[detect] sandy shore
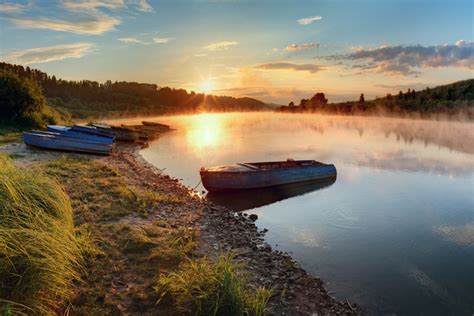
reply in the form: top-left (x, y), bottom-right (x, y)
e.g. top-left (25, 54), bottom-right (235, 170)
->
top-left (1, 136), bottom-right (359, 315)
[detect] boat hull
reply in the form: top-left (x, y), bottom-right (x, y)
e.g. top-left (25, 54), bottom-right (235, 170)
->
top-left (23, 132), bottom-right (113, 155)
top-left (71, 125), bottom-right (115, 139)
top-left (93, 124), bottom-right (140, 142)
top-left (47, 125), bottom-right (115, 144)
top-left (200, 163), bottom-right (337, 192)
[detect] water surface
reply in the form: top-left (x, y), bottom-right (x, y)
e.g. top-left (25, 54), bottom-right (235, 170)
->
top-left (121, 113), bottom-right (473, 314)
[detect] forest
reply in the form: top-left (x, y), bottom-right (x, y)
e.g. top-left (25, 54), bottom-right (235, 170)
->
top-left (1, 62), bottom-right (473, 121)
top-left (277, 79), bottom-right (474, 119)
top-left (0, 62), bottom-right (269, 119)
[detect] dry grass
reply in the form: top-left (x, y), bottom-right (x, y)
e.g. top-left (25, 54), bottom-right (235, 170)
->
top-left (0, 154), bottom-right (271, 315)
top-left (0, 154), bottom-right (84, 315)
top-left (0, 125), bottom-right (21, 144)
top-left (156, 253), bottom-right (272, 316)
top-left (43, 156), bottom-right (184, 224)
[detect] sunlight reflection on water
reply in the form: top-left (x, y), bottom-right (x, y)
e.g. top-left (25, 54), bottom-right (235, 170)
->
top-left (110, 113), bottom-right (474, 314)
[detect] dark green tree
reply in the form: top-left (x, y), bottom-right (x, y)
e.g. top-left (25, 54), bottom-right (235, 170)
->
top-left (0, 72), bottom-right (47, 124)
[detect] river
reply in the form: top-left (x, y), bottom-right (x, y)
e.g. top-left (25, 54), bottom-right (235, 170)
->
top-left (119, 113), bottom-right (474, 314)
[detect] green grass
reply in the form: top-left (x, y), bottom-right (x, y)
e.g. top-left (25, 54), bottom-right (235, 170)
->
top-left (0, 125), bottom-right (21, 144)
top-left (43, 156), bottom-right (184, 224)
top-left (39, 155), bottom-right (196, 314)
top-left (0, 154), bottom-right (270, 315)
top-left (0, 154), bottom-right (84, 315)
top-left (156, 253), bottom-right (272, 316)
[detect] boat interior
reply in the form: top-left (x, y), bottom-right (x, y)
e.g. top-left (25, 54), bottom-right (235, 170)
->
top-left (241, 159), bottom-right (322, 170)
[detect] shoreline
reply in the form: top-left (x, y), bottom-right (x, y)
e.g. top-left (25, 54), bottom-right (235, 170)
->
top-left (0, 131), bottom-right (358, 315)
top-left (126, 137), bottom-right (359, 315)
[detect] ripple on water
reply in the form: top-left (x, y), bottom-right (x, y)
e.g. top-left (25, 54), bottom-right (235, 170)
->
top-left (323, 208), bottom-right (361, 231)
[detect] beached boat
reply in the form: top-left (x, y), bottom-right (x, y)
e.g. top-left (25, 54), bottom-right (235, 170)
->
top-left (71, 125), bottom-right (115, 139)
top-left (23, 131), bottom-right (114, 155)
top-left (142, 121), bottom-right (170, 129)
top-left (200, 159), bottom-right (337, 192)
top-left (47, 125), bottom-right (115, 144)
top-left (92, 124), bottom-right (140, 142)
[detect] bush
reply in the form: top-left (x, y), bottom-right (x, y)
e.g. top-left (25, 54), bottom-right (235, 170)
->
top-left (0, 154), bottom-right (83, 315)
top-left (0, 72), bottom-right (69, 128)
top-left (156, 253), bottom-right (272, 316)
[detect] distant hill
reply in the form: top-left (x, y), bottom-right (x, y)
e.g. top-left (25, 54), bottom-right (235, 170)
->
top-left (0, 62), bottom-right (269, 119)
top-left (277, 79), bottom-right (474, 119)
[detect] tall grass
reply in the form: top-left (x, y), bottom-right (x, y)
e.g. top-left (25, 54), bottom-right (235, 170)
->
top-left (157, 253), bottom-right (272, 316)
top-left (0, 154), bottom-right (83, 315)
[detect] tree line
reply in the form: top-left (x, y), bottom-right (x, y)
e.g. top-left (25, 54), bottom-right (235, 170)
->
top-left (0, 62), bottom-right (269, 119)
top-left (277, 79), bottom-right (474, 119)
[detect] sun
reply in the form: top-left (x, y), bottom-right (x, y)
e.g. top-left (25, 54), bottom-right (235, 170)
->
top-left (200, 80), bottom-right (214, 94)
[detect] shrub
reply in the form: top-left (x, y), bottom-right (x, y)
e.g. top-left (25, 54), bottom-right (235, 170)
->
top-left (0, 154), bottom-right (83, 315)
top-left (156, 253), bottom-right (272, 316)
top-left (0, 72), bottom-right (69, 128)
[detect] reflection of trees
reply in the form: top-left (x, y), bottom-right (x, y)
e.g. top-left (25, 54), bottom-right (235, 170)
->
top-left (322, 117), bottom-right (473, 154)
top-left (354, 149), bottom-right (473, 176)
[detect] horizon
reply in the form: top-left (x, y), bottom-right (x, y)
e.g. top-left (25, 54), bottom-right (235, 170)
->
top-left (1, 0), bottom-right (473, 104)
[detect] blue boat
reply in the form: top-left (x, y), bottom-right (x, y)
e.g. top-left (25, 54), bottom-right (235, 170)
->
top-left (92, 124), bottom-right (141, 142)
top-left (23, 131), bottom-right (114, 155)
top-left (200, 159), bottom-right (337, 192)
top-left (47, 125), bottom-right (115, 144)
top-left (70, 125), bottom-right (116, 139)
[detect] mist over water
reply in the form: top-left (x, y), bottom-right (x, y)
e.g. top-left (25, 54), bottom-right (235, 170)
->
top-left (114, 113), bottom-right (473, 314)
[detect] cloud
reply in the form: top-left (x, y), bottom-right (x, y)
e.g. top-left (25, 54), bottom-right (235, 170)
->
top-left (344, 41), bottom-right (474, 76)
top-left (204, 41), bottom-right (238, 51)
top-left (128, 0), bottom-right (153, 12)
top-left (8, 11), bottom-right (120, 35)
top-left (0, 2), bottom-right (28, 13)
top-left (61, 0), bottom-right (125, 11)
top-left (254, 62), bottom-right (323, 73)
top-left (118, 37), bottom-right (146, 44)
top-left (5, 0), bottom-right (152, 36)
top-left (61, 0), bottom-right (153, 12)
top-left (2, 42), bottom-right (96, 65)
top-left (297, 15), bottom-right (322, 25)
top-left (153, 36), bottom-right (173, 44)
top-left (285, 43), bottom-right (320, 52)
top-left (117, 35), bottom-right (173, 45)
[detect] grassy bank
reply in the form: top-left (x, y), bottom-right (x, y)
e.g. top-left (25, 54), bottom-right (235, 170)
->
top-left (37, 155), bottom-right (270, 315)
top-left (0, 154), bottom-right (84, 315)
top-left (157, 253), bottom-right (272, 316)
top-left (0, 126), bottom-right (21, 144)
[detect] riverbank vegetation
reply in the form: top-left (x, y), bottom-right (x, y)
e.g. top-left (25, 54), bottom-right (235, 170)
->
top-left (0, 152), bottom-right (271, 315)
top-left (277, 79), bottom-right (474, 119)
top-left (0, 62), bottom-right (269, 119)
top-left (157, 253), bottom-right (272, 316)
top-left (0, 71), bottom-right (69, 129)
top-left (1, 62), bottom-right (472, 121)
top-left (0, 154), bottom-right (84, 315)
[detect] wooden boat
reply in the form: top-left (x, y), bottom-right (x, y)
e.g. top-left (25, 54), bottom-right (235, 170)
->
top-left (71, 125), bottom-right (115, 139)
top-left (93, 124), bottom-right (140, 142)
top-left (142, 121), bottom-right (170, 129)
top-left (47, 125), bottom-right (115, 144)
top-left (200, 159), bottom-right (337, 192)
top-left (23, 131), bottom-right (114, 155)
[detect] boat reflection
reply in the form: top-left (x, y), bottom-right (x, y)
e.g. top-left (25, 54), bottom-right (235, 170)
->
top-left (206, 176), bottom-right (337, 211)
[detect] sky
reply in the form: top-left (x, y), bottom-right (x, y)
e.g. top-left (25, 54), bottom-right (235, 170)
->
top-left (0, 0), bottom-right (473, 104)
